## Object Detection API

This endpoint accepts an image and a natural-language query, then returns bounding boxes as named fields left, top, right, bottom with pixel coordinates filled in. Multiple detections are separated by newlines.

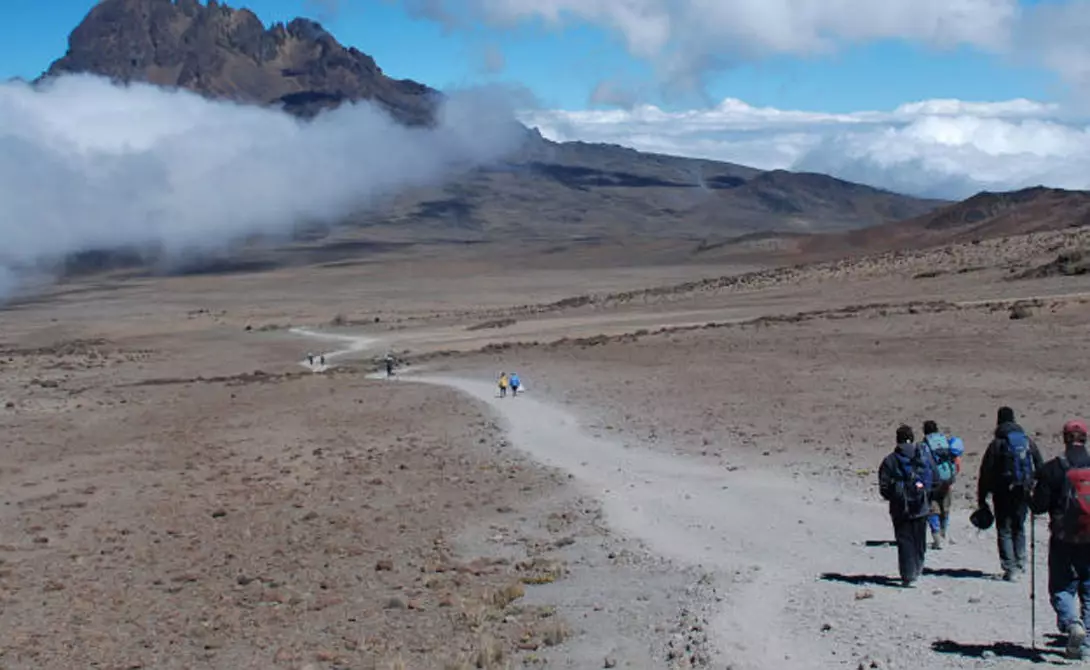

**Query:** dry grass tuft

left=490, top=581, right=525, bottom=609
left=474, top=635, right=506, bottom=669
left=517, top=558, right=566, bottom=585
left=541, top=621, right=571, bottom=647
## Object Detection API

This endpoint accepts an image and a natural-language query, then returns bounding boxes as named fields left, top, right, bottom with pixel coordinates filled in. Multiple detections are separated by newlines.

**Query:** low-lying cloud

left=0, top=74, right=524, bottom=299
left=520, top=97, right=1090, bottom=199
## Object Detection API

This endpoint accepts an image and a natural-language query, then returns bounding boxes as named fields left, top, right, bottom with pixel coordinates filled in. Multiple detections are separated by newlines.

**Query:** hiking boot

left=1067, top=622, right=1087, bottom=659
left=1002, top=570, right=1022, bottom=583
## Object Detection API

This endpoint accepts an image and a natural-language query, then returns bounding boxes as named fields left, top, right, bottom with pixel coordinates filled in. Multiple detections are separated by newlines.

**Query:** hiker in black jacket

left=1029, top=419, right=1090, bottom=660
left=879, top=425, right=935, bottom=588
left=977, top=406, right=1045, bottom=582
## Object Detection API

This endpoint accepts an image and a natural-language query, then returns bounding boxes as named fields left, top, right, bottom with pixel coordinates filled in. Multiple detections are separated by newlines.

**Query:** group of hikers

left=497, top=371, right=522, bottom=397
left=306, top=352, right=326, bottom=367
left=879, top=406, right=1090, bottom=659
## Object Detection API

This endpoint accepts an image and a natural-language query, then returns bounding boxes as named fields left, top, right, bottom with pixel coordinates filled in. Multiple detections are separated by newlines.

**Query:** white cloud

left=399, top=0, right=1090, bottom=101
left=518, top=97, right=1090, bottom=198
left=409, top=0, right=1030, bottom=87
left=0, top=74, right=524, bottom=299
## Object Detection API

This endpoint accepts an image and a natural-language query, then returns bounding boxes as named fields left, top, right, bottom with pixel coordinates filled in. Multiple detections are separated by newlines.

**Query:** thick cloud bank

left=521, top=98, right=1090, bottom=199
left=0, top=74, right=523, bottom=298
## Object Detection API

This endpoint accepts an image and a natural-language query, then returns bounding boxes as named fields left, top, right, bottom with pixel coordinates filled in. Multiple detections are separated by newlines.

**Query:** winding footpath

left=294, top=327, right=1058, bottom=669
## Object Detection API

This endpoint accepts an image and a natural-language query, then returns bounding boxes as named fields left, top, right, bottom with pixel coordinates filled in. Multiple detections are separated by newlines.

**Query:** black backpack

left=893, top=450, right=931, bottom=518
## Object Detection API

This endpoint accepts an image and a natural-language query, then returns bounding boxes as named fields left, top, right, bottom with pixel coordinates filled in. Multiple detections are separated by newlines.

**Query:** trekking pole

left=1030, top=513, right=1037, bottom=651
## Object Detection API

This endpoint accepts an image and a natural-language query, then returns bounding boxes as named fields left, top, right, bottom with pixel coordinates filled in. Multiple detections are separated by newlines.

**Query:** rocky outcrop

left=40, top=0, right=438, bottom=124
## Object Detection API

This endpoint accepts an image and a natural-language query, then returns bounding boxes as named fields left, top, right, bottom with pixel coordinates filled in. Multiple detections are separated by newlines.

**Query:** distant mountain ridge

left=798, top=186, right=1090, bottom=256
left=37, top=0, right=947, bottom=246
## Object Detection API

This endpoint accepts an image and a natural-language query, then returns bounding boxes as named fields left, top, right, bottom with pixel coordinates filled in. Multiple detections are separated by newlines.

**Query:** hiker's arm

left=1031, top=439, right=1046, bottom=471
left=878, top=458, right=894, bottom=501
left=977, top=443, right=994, bottom=507
left=1029, top=463, right=1052, bottom=515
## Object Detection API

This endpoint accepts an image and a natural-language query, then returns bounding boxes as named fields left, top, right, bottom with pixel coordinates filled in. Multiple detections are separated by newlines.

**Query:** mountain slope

left=39, top=0, right=946, bottom=244
left=799, top=186, right=1090, bottom=256
left=366, top=139, right=945, bottom=240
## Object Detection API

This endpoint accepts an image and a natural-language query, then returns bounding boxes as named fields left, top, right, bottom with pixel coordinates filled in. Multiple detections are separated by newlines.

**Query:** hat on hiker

left=1064, top=419, right=1088, bottom=444
left=997, top=406, right=1015, bottom=425
left=970, top=506, right=995, bottom=530
left=896, top=424, right=914, bottom=444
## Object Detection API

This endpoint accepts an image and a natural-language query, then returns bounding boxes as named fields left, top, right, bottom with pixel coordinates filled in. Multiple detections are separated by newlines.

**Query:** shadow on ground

left=922, top=567, right=994, bottom=580
left=932, top=639, right=1050, bottom=663
left=819, top=572, right=902, bottom=587
left=821, top=567, right=994, bottom=588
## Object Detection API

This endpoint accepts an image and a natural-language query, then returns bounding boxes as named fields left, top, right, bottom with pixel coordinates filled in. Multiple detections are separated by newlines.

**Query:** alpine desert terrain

left=6, top=1, right=1090, bottom=669
left=3, top=223, right=1090, bottom=669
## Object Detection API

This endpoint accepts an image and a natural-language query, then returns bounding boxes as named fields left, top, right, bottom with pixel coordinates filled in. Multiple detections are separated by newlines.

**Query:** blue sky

left=0, top=0, right=1067, bottom=112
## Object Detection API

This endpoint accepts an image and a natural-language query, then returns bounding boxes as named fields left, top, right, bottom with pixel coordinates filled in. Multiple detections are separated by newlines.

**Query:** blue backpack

left=925, top=433, right=956, bottom=485
left=1000, top=430, right=1035, bottom=491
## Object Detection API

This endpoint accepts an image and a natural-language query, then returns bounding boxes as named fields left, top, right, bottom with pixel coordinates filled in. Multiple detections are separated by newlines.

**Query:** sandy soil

left=3, top=226, right=1090, bottom=668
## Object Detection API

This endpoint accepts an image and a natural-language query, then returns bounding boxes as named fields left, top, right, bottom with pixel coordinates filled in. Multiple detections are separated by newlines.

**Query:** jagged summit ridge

left=41, top=0, right=439, bottom=123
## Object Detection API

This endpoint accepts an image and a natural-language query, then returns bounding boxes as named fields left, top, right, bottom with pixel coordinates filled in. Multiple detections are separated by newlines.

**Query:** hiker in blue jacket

left=977, top=406, right=1046, bottom=582
left=509, top=372, right=521, bottom=396
left=918, top=420, right=965, bottom=550
left=879, top=424, right=935, bottom=587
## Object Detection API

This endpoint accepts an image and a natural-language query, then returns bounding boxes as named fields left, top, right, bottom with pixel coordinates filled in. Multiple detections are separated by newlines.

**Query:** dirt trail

left=289, top=326, right=378, bottom=371
left=297, top=328, right=1061, bottom=668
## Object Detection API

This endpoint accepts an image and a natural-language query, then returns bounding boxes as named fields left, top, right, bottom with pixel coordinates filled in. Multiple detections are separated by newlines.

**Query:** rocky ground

left=3, top=225, right=1090, bottom=668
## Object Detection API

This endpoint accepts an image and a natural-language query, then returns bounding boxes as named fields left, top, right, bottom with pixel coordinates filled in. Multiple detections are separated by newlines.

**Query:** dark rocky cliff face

left=40, top=0, right=439, bottom=124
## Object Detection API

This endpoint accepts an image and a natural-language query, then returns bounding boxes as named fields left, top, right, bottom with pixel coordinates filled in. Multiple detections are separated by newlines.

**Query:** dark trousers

left=1049, top=537, right=1090, bottom=635
left=996, top=496, right=1029, bottom=574
left=894, top=517, right=928, bottom=584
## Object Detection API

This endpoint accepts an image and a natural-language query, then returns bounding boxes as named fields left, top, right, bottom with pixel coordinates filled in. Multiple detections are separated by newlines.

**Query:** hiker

left=1029, top=419, right=1090, bottom=660
left=498, top=372, right=508, bottom=398
left=385, top=354, right=395, bottom=378
left=918, top=420, right=965, bottom=549
left=977, top=406, right=1045, bottom=582
left=319, top=353, right=326, bottom=367
left=307, top=352, right=314, bottom=366
left=879, top=424, right=935, bottom=588
left=509, top=372, right=521, bottom=396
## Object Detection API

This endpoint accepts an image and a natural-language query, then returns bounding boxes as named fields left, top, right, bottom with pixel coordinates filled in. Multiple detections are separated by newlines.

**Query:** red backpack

left=1059, top=458, right=1090, bottom=544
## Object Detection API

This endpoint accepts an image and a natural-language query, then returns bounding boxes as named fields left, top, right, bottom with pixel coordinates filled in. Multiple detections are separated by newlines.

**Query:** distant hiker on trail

left=307, top=352, right=314, bottom=366
left=498, top=372, right=509, bottom=398
left=977, top=406, right=1045, bottom=582
left=509, top=372, right=521, bottom=396
left=879, top=424, right=935, bottom=588
left=385, top=354, right=395, bottom=378
left=1029, top=419, right=1090, bottom=660
left=918, top=420, right=965, bottom=550
left=319, top=353, right=326, bottom=367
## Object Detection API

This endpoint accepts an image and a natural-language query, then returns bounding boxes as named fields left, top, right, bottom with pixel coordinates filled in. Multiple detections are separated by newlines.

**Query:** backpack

left=893, top=450, right=931, bottom=518
left=925, top=433, right=956, bottom=485
left=1058, top=457, right=1090, bottom=544
left=999, top=430, right=1035, bottom=491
